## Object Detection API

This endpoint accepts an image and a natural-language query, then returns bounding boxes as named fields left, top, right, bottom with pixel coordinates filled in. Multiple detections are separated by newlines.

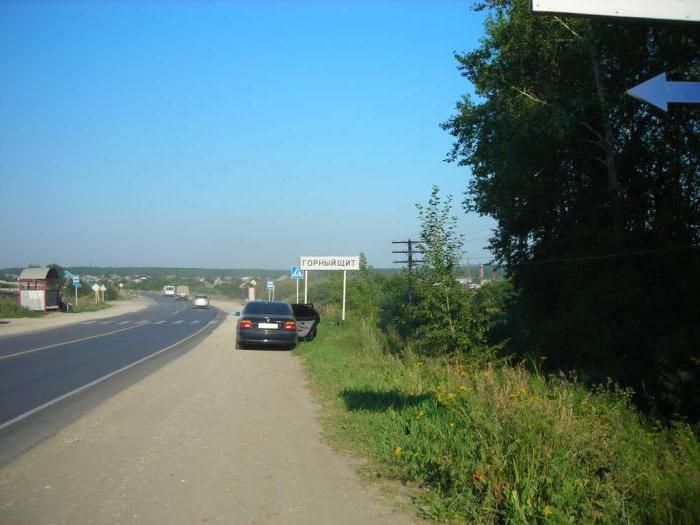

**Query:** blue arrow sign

left=627, top=73, right=700, bottom=112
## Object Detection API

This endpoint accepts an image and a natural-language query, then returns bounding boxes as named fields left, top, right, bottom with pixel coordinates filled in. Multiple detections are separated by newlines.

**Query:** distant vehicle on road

left=193, top=294, right=210, bottom=309
left=163, top=285, right=176, bottom=297
left=235, top=301, right=297, bottom=350
left=292, top=303, right=320, bottom=341
left=175, top=285, right=190, bottom=300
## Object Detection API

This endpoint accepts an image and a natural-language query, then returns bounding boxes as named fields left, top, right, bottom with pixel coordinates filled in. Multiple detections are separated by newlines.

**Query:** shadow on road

left=342, top=389, right=432, bottom=412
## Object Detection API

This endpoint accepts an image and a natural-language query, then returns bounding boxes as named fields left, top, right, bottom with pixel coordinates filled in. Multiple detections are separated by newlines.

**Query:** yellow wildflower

left=394, top=446, right=402, bottom=457
left=416, top=410, right=425, bottom=420
left=543, top=505, right=554, bottom=517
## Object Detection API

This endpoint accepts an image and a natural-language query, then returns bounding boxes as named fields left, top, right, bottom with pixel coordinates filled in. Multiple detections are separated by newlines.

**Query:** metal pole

left=75, top=286, right=78, bottom=307
left=304, top=271, right=308, bottom=304
left=342, top=270, right=347, bottom=321
left=296, top=279, right=299, bottom=304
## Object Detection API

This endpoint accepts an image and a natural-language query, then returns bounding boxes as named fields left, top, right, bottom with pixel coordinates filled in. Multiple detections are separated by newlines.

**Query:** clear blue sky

left=0, top=0, right=495, bottom=269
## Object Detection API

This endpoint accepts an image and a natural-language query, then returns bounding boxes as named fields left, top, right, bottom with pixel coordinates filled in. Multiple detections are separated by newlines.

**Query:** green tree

left=405, top=187, right=490, bottom=359
left=443, top=0, right=700, bottom=418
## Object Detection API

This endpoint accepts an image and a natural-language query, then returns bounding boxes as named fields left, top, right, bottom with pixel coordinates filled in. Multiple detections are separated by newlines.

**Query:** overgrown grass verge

left=295, top=320, right=700, bottom=524
left=68, top=301, right=113, bottom=313
left=0, top=295, right=45, bottom=318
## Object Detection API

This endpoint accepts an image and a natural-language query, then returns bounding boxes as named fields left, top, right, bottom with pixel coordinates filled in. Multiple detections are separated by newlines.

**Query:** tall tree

left=443, top=0, right=700, bottom=418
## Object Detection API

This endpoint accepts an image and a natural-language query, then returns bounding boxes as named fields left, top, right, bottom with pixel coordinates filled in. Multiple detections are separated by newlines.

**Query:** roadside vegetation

left=0, top=295, right=44, bottom=318
left=298, top=323, right=700, bottom=523
left=295, top=183, right=700, bottom=523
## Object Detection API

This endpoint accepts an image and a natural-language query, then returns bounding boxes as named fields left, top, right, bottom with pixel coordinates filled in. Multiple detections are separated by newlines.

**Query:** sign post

left=266, top=280, right=274, bottom=301
left=91, top=283, right=100, bottom=304
left=342, top=270, right=347, bottom=321
left=99, top=284, right=107, bottom=303
left=300, top=256, right=359, bottom=321
left=71, top=275, right=81, bottom=307
left=291, top=266, right=304, bottom=304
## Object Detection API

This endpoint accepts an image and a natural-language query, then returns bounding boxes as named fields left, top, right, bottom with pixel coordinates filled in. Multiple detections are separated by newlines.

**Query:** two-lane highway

left=0, top=295, right=221, bottom=431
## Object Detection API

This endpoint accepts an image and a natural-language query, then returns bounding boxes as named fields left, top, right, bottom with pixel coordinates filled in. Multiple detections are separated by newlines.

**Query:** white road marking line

left=154, top=320, right=167, bottom=325
left=98, top=321, right=114, bottom=325
left=80, top=320, right=98, bottom=325
left=0, top=322, right=150, bottom=361
left=0, top=317, right=219, bottom=432
left=190, top=320, right=200, bottom=324
left=172, top=320, right=184, bottom=324
left=117, top=321, right=131, bottom=325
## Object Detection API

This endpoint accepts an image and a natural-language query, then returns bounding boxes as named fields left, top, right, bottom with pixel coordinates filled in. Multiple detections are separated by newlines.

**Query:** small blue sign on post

left=291, top=266, right=304, bottom=280
left=72, top=275, right=81, bottom=287
left=266, top=280, right=274, bottom=289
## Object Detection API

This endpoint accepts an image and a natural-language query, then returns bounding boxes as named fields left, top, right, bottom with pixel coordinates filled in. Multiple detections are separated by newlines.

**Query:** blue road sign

left=291, top=266, right=304, bottom=280
left=73, top=280, right=82, bottom=288
left=627, top=72, right=700, bottom=112
left=266, top=280, right=274, bottom=289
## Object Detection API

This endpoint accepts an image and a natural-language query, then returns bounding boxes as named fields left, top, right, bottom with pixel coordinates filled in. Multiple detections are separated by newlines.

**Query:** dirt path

left=0, top=295, right=153, bottom=338
left=0, top=301, right=415, bottom=525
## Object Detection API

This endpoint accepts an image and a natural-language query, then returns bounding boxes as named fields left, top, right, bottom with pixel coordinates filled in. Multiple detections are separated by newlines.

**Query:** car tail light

left=240, top=319, right=253, bottom=329
left=283, top=321, right=297, bottom=331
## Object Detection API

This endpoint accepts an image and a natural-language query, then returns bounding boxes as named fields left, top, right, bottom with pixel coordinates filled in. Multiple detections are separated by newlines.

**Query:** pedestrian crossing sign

left=291, top=266, right=304, bottom=280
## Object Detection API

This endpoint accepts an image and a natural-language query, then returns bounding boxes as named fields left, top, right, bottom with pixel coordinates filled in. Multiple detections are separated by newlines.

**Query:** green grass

left=0, top=295, right=45, bottom=318
left=295, top=320, right=700, bottom=524
left=67, top=301, right=112, bottom=313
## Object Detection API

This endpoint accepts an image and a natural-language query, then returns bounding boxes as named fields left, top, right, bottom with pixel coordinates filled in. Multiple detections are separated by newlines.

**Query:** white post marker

left=300, top=256, right=359, bottom=321
left=304, top=272, right=308, bottom=304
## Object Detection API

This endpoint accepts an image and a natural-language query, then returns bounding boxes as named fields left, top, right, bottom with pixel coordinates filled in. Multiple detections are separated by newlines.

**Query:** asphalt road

left=0, top=295, right=221, bottom=434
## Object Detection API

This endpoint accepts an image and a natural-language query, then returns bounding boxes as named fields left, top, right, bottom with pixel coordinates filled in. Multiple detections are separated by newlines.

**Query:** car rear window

left=244, top=302, right=292, bottom=315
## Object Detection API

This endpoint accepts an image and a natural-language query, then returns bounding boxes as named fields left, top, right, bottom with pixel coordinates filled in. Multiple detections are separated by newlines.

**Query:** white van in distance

left=163, top=285, right=176, bottom=297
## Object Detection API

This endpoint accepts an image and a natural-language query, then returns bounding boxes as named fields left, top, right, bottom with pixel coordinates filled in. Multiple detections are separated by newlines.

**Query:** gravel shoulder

left=0, top=295, right=153, bottom=338
left=0, top=299, right=415, bottom=525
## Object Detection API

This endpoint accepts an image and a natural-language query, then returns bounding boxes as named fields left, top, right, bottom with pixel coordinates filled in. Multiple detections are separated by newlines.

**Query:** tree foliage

left=443, top=0, right=700, bottom=419
left=400, top=187, right=493, bottom=359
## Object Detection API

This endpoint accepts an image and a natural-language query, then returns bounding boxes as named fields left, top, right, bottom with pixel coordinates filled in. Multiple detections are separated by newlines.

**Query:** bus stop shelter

left=18, top=267, right=62, bottom=311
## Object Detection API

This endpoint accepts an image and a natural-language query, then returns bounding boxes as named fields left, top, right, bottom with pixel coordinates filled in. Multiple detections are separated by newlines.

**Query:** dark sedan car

left=235, top=301, right=298, bottom=350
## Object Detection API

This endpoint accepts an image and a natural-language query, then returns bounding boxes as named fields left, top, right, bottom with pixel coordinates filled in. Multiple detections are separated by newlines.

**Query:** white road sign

left=531, top=0, right=700, bottom=22
left=99, top=285, right=107, bottom=292
left=91, top=284, right=100, bottom=292
left=299, top=256, right=360, bottom=271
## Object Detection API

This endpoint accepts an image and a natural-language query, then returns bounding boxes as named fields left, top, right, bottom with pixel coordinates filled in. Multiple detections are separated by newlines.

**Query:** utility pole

left=392, top=239, right=424, bottom=303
